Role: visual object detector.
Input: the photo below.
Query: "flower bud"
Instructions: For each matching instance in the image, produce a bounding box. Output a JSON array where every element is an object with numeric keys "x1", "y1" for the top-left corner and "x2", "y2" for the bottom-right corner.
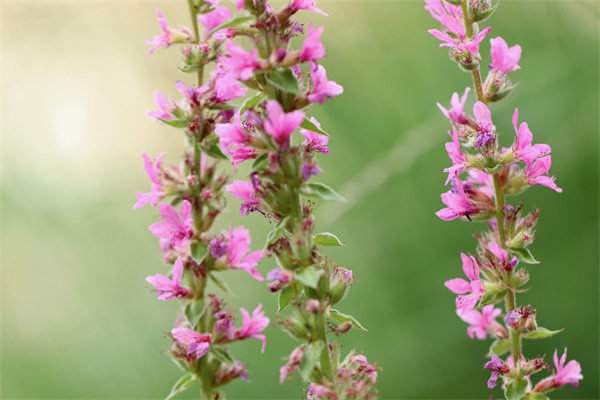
[
  {"x1": 470, "y1": 0, "x2": 498, "y2": 22},
  {"x1": 306, "y1": 299, "x2": 322, "y2": 313},
  {"x1": 483, "y1": 71, "x2": 517, "y2": 103},
  {"x1": 329, "y1": 267, "x2": 354, "y2": 305}
]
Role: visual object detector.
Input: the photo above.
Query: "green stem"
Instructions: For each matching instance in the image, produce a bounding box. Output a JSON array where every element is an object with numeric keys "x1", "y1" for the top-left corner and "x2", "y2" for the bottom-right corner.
[
  {"x1": 492, "y1": 174, "x2": 506, "y2": 246},
  {"x1": 187, "y1": 0, "x2": 203, "y2": 84},
  {"x1": 317, "y1": 314, "x2": 335, "y2": 384},
  {"x1": 471, "y1": 68, "x2": 486, "y2": 103},
  {"x1": 460, "y1": 0, "x2": 486, "y2": 103},
  {"x1": 460, "y1": 0, "x2": 473, "y2": 37},
  {"x1": 505, "y1": 289, "x2": 521, "y2": 367}
]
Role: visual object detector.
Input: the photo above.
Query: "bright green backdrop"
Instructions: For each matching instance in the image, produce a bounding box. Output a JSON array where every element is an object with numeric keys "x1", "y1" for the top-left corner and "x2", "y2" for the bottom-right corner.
[{"x1": 2, "y1": 1, "x2": 598, "y2": 399}]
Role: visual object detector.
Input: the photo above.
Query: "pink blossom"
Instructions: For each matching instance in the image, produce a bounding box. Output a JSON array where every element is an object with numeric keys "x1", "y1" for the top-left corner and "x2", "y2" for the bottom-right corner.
[
  {"x1": 226, "y1": 180, "x2": 262, "y2": 217},
  {"x1": 223, "y1": 225, "x2": 264, "y2": 281},
  {"x1": 488, "y1": 242, "x2": 518, "y2": 269},
  {"x1": 289, "y1": 0, "x2": 327, "y2": 16},
  {"x1": 437, "y1": 87, "x2": 470, "y2": 125},
  {"x1": 280, "y1": 346, "x2": 304, "y2": 383},
  {"x1": 484, "y1": 354, "x2": 509, "y2": 389},
  {"x1": 218, "y1": 41, "x2": 261, "y2": 81},
  {"x1": 231, "y1": 147, "x2": 258, "y2": 168},
  {"x1": 197, "y1": 6, "x2": 231, "y2": 32},
  {"x1": 307, "y1": 383, "x2": 337, "y2": 400},
  {"x1": 428, "y1": 26, "x2": 491, "y2": 56},
  {"x1": 145, "y1": 256, "x2": 188, "y2": 300},
  {"x1": 301, "y1": 117, "x2": 330, "y2": 154},
  {"x1": 212, "y1": 65, "x2": 247, "y2": 103},
  {"x1": 216, "y1": 112, "x2": 250, "y2": 155},
  {"x1": 307, "y1": 62, "x2": 343, "y2": 104},
  {"x1": 146, "y1": 92, "x2": 176, "y2": 121},
  {"x1": 172, "y1": 327, "x2": 212, "y2": 359},
  {"x1": 146, "y1": 9, "x2": 192, "y2": 55},
  {"x1": 235, "y1": 304, "x2": 270, "y2": 352},
  {"x1": 489, "y1": 37, "x2": 521, "y2": 75},
  {"x1": 445, "y1": 253, "x2": 484, "y2": 315},
  {"x1": 263, "y1": 100, "x2": 305, "y2": 148},
  {"x1": 302, "y1": 162, "x2": 323, "y2": 181},
  {"x1": 148, "y1": 201, "x2": 194, "y2": 248},
  {"x1": 525, "y1": 156, "x2": 562, "y2": 193},
  {"x1": 214, "y1": 311, "x2": 236, "y2": 340},
  {"x1": 176, "y1": 80, "x2": 205, "y2": 104},
  {"x1": 534, "y1": 348, "x2": 583, "y2": 391},
  {"x1": 436, "y1": 178, "x2": 477, "y2": 221},
  {"x1": 443, "y1": 125, "x2": 468, "y2": 184},
  {"x1": 300, "y1": 24, "x2": 326, "y2": 62},
  {"x1": 134, "y1": 152, "x2": 165, "y2": 209},
  {"x1": 235, "y1": 0, "x2": 245, "y2": 11},
  {"x1": 473, "y1": 101, "x2": 495, "y2": 147},
  {"x1": 512, "y1": 108, "x2": 551, "y2": 166},
  {"x1": 459, "y1": 305, "x2": 505, "y2": 340}
]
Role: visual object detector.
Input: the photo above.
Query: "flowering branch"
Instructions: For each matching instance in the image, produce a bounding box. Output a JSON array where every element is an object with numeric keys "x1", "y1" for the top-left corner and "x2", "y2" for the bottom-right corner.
[
  {"x1": 426, "y1": 0, "x2": 582, "y2": 398},
  {"x1": 137, "y1": 2, "x2": 274, "y2": 399}
]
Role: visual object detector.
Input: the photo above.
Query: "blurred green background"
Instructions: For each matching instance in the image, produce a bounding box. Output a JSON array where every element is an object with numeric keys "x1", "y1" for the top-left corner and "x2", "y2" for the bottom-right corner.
[{"x1": 2, "y1": 1, "x2": 598, "y2": 399}]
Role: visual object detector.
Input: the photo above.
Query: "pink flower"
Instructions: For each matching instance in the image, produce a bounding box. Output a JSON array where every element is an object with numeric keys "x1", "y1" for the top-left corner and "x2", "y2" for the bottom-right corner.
[
  {"x1": 488, "y1": 242, "x2": 518, "y2": 270},
  {"x1": 489, "y1": 37, "x2": 521, "y2": 75},
  {"x1": 149, "y1": 201, "x2": 194, "y2": 248},
  {"x1": 263, "y1": 100, "x2": 305, "y2": 148},
  {"x1": 512, "y1": 108, "x2": 551, "y2": 166},
  {"x1": 280, "y1": 346, "x2": 304, "y2": 383},
  {"x1": 302, "y1": 162, "x2": 323, "y2": 181},
  {"x1": 218, "y1": 41, "x2": 261, "y2": 81},
  {"x1": 212, "y1": 65, "x2": 247, "y2": 103},
  {"x1": 484, "y1": 354, "x2": 509, "y2": 389},
  {"x1": 145, "y1": 256, "x2": 188, "y2": 300},
  {"x1": 428, "y1": 26, "x2": 491, "y2": 56},
  {"x1": 459, "y1": 305, "x2": 506, "y2": 340},
  {"x1": 146, "y1": 9, "x2": 192, "y2": 55},
  {"x1": 300, "y1": 24, "x2": 326, "y2": 62},
  {"x1": 231, "y1": 147, "x2": 258, "y2": 168},
  {"x1": 443, "y1": 125, "x2": 468, "y2": 184},
  {"x1": 197, "y1": 6, "x2": 231, "y2": 32},
  {"x1": 216, "y1": 112, "x2": 250, "y2": 155},
  {"x1": 534, "y1": 348, "x2": 583, "y2": 392},
  {"x1": 172, "y1": 327, "x2": 212, "y2": 359},
  {"x1": 289, "y1": 0, "x2": 327, "y2": 15},
  {"x1": 226, "y1": 180, "x2": 262, "y2": 217},
  {"x1": 445, "y1": 253, "x2": 484, "y2": 315},
  {"x1": 235, "y1": 0, "x2": 245, "y2": 11},
  {"x1": 473, "y1": 101, "x2": 495, "y2": 147},
  {"x1": 525, "y1": 156, "x2": 562, "y2": 193},
  {"x1": 307, "y1": 62, "x2": 343, "y2": 104},
  {"x1": 437, "y1": 87, "x2": 470, "y2": 125},
  {"x1": 424, "y1": 0, "x2": 464, "y2": 38},
  {"x1": 235, "y1": 304, "x2": 270, "y2": 352},
  {"x1": 146, "y1": 92, "x2": 176, "y2": 121},
  {"x1": 176, "y1": 80, "x2": 205, "y2": 105},
  {"x1": 134, "y1": 152, "x2": 165, "y2": 209},
  {"x1": 214, "y1": 311, "x2": 236, "y2": 340},
  {"x1": 223, "y1": 225, "x2": 264, "y2": 281},
  {"x1": 307, "y1": 383, "x2": 337, "y2": 400},
  {"x1": 436, "y1": 178, "x2": 477, "y2": 221},
  {"x1": 301, "y1": 117, "x2": 330, "y2": 155}
]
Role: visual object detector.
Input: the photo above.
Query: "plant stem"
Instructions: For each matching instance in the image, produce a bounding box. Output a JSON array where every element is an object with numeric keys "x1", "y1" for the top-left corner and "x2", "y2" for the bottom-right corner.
[
  {"x1": 187, "y1": 0, "x2": 204, "y2": 84},
  {"x1": 460, "y1": 0, "x2": 486, "y2": 103},
  {"x1": 471, "y1": 68, "x2": 486, "y2": 103},
  {"x1": 318, "y1": 314, "x2": 335, "y2": 384},
  {"x1": 492, "y1": 174, "x2": 506, "y2": 247},
  {"x1": 505, "y1": 289, "x2": 522, "y2": 367}
]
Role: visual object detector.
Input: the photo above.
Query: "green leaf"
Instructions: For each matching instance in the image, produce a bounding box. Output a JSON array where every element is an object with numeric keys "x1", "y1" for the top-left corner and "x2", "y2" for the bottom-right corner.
[
  {"x1": 159, "y1": 118, "x2": 189, "y2": 128},
  {"x1": 473, "y1": 3, "x2": 499, "y2": 22},
  {"x1": 190, "y1": 242, "x2": 208, "y2": 264},
  {"x1": 522, "y1": 394, "x2": 550, "y2": 400},
  {"x1": 184, "y1": 298, "x2": 205, "y2": 329},
  {"x1": 329, "y1": 309, "x2": 368, "y2": 331},
  {"x1": 313, "y1": 232, "x2": 344, "y2": 247},
  {"x1": 298, "y1": 341, "x2": 324, "y2": 382},
  {"x1": 202, "y1": 143, "x2": 228, "y2": 160},
  {"x1": 251, "y1": 152, "x2": 269, "y2": 173},
  {"x1": 209, "y1": 272, "x2": 235, "y2": 296},
  {"x1": 487, "y1": 338, "x2": 510, "y2": 357},
  {"x1": 264, "y1": 216, "x2": 290, "y2": 250},
  {"x1": 300, "y1": 117, "x2": 330, "y2": 137},
  {"x1": 240, "y1": 92, "x2": 265, "y2": 114},
  {"x1": 277, "y1": 284, "x2": 295, "y2": 313},
  {"x1": 165, "y1": 373, "x2": 196, "y2": 400},
  {"x1": 210, "y1": 347, "x2": 235, "y2": 365},
  {"x1": 300, "y1": 182, "x2": 346, "y2": 202},
  {"x1": 212, "y1": 15, "x2": 253, "y2": 32},
  {"x1": 265, "y1": 68, "x2": 302, "y2": 95},
  {"x1": 179, "y1": 64, "x2": 200, "y2": 74},
  {"x1": 522, "y1": 327, "x2": 563, "y2": 340},
  {"x1": 294, "y1": 267, "x2": 324, "y2": 289},
  {"x1": 511, "y1": 247, "x2": 540, "y2": 264},
  {"x1": 504, "y1": 378, "x2": 528, "y2": 400}
]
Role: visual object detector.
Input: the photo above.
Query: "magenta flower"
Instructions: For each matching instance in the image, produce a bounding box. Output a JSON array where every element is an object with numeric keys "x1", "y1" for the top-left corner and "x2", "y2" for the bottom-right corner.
[
  {"x1": 146, "y1": 9, "x2": 192, "y2": 55},
  {"x1": 459, "y1": 305, "x2": 505, "y2": 340},
  {"x1": 226, "y1": 180, "x2": 262, "y2": 217},
  {"x1": 484, "y1": 354, "x2": 509, "y2": 389},
  {"x1": 197, "y1": 6, "x2": 231, "y2": 32},
  {"x1": 534, "y1": 348, "x2": 583, "y2": 392},
  {"x1": 489, "y1": 37, "x2": 521, "y2": 75},
  {"x1": 525, "y1": 156, "x2": 562, "y2": 193},
  {"x1": 473, "y1": 101, "x2": 495, "y2": 147},
  {"x1": 218, "y1": 41, "x2": 261, "y2": 81},
  {"x1": 172, "y1": 327, "x2": 212, "y2": 359},
  {"x1": 222, "y1": 225, "x2": 264, "y2": 281},
  {"x1": 488, "y1": 242, "x2": 518, "y2": 269},
  {"x1": 146, "y1": 92, "x2": 176, "y2": 121},
  {"x1": 235, "y1": 304, "x2": 270, "y2": 352},
  {"x1": 512, "y1": 108, "x2": 551, "y2": 166},
  {"x1": 443, "y1": 125, "x2": 468, "y2": 184},
  {"x1": 145, "y1": 256, "x2": 188, "y2": 300},
  {"x1": 214, "y1": 311, "x2": 236, "y2": 340},
  {"x1": 445, "y1": 253, "x2": 484, "y2": 315},
  {"x1": 307, "y1": 383, "x2": 337, "y2": 399},
  {"x1": 301, "y1": 118, "x2": 330, "y2": 154},
  {"x1": 263, "y1": 100, "x2": 305, "y2": 148},
  {"x1": 302, "y1": 162, "x2": 323, "y2": 181},
  {"x1": 428, "y1": 26, "x2": 491, "y2": 56},
  {"x1": 436, "y1": 178, "x2": 477, "y2": 221},
  {"x1": 216, "y1": 112, "x2": 250, "y2": 155},
  {"x1": 289, "y1": 0, "x2": 327, "y2": 15},
  {"x1": 235, "y1": 0, "x2": 245, "y2": 11},
  {"x1": 149, "y1": 201, "x2": 194, "y2": 248},
  {"x1": 212, "y1": 65, "x2": 247, "y2": 103},
  {"x1": 424, "y1": 0, "x2": 462, "y2": 30},
  {"x1": 134, "y1": 152, "x2": 165, "y2": 209},
  {"x1": 231, "y1": 147, "x2": 258, "y2": 168},
  {"x1": 437, "y1": 87, "x2": 470, "y2": 125},
  {"x1": 176, "y1": 80, "x2": 205, "y2": 105},
  {"x1": 307, "y1": 62, "x2": 343, "y2": 104},
  {"x1": 300, "y1": 24, "x2": 326, "y2": 62}
]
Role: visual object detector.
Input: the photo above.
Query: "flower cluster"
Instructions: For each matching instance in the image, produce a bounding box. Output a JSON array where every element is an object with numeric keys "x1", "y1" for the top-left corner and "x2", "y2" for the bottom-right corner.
[
  {"x1": 135, "y1": 1, "x2": 277, "y2": 397},
  {"x1": 425, "y1": 0, "x2": 581, "y2": 398},
  {"x1": 205, "y1": 0, "x2": 377, "y2": 396}
]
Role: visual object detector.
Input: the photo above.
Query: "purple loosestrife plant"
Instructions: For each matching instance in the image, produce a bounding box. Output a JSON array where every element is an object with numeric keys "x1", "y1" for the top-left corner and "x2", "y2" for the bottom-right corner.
[
  {"x1": 425, "y1": 1, "x2": 582, "y2": 399},
  {"x1": 212, "y1": 1, "x2": 377, "y2": 398},
  {"x1": 136, "y1": 2, "x2": 277, "y2": 398}
]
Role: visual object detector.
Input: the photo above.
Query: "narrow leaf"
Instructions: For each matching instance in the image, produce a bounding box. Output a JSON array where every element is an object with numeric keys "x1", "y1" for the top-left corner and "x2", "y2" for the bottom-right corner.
[
  {"x1": 300, "y1": 117, "x2": 330, "y2": 137},
  {"x1": 165, "y1": 373, "x2": 196, "y2": 400},
  {"x1": 504, "y1": 378, "x2": 528, "y2": 400},
  {"x1": 487, "y1": 338, "x2": 510, "y2": 357},
  {"x1": 300, "y1": 182, "x2": 346, "y2": 202},
  {"x1": 184, "y1": 298, "x2": 205, "y2": 329},
  {"x1": 511, "y1": 247, "x2": 540, "y2": 264},
  {"x1": 523, "y1": 394, "x2": 550, "y2": 400},
  {"x1": 212, "y1": 16, "x2": 253, "y2": 32},
  {"x1": 277, "y1": 284, "x2": 294, "y2": 313},
  {"x1": 329, "y1": 309, "x2": 368, "y2": 331},
  {"x1": 265, "y1": 68, "x2": 302, "y2": 95},
  {"x1": 159, "y1": 118, "x2": 189, "y2": 128},
  {"x1": 294, "y1": 268, "x2": 324, "y2": 289},
  {"x1": 522, "y1": 327, "x2": 563, "y2": 340},
  {"x1": 210, "y1": 347, "x2": 235, "y2": 365},
  {"x1": 190, "y1": 242, "x2": 208, "y2": 264},
  {"x1": 202, "y1": 143, "x2": 228, "y2": 160},
  {"x1": 313, "y1": 232, "x2": 344, "y2": 247},
  {"x1": 209, "y1": 272, "x2": 235, "y2": 296},
  {"x1": 298, "y1": 341, "x2": 324, "y2": 382},
  {"x1": 240, "y1": 92, "x2": 265, "y2": 114},
  {"x1": 264, "y1": 216, "x2": 289, "y2": 250}
]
